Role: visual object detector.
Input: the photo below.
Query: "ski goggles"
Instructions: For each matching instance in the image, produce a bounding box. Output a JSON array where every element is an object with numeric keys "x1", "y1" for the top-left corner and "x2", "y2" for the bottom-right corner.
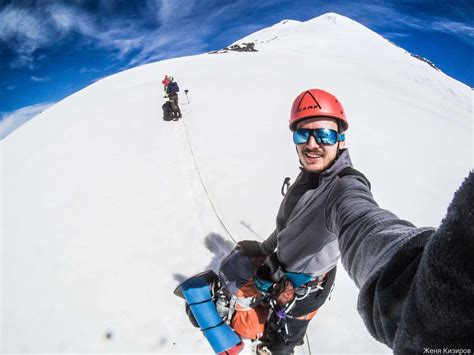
[{"x1": 293, "y1": 128, "x2": 345, "y2": 145}]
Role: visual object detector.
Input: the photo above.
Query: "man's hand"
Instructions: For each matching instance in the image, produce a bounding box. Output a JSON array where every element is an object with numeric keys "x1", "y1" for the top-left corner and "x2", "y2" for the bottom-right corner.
[{"x1": 236, "y1": 240, "x2": 265, "y2": 258}]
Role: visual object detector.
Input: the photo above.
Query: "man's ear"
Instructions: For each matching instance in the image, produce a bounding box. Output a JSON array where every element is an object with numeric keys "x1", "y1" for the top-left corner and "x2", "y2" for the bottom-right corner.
[{"x1": 339, "y1": 140, "x2": 346, "y2": 149}]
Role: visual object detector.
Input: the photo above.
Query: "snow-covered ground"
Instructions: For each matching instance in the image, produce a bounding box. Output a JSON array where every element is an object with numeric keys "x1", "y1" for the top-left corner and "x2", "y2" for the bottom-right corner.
[{"x1": 2, "y1": 13, "x2": 472, "y2": 354}]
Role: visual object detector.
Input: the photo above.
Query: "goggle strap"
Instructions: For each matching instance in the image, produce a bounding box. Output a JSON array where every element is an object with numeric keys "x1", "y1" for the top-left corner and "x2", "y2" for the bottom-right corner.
[{"x1": 338, "y1": 133, "x2": 345, "y2": 142}]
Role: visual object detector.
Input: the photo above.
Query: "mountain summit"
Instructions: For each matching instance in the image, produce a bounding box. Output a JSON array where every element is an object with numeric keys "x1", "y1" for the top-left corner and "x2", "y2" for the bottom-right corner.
[
  {"x1": 230, "y1": 12, "x2": 449, "y2": 76},
  {"x1": 233, "y1": 13, "x2": 394, "y2": 53}
]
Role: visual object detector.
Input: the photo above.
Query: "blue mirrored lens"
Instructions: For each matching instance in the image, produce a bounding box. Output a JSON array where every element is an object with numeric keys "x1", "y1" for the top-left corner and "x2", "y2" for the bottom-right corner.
[
  {"x1": 315, "y1": 129, "x2": 337, "y2": 144},
  {"x1": 293, "y1": 129, "x2": 340, "y2": 145},
  {"x1": 293, "y1": 129, "x2": 311, "y2": 144}
]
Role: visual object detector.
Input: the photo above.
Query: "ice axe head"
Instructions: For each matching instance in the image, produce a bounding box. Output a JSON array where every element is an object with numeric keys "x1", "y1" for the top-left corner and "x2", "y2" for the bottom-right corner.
[{"x1": 184, "y1": 89, "x2": 189, "y2": 94}]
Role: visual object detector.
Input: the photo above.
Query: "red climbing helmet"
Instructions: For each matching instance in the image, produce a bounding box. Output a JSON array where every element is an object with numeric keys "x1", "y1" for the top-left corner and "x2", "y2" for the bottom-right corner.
[{"x1": 289, "y1": 89, "x2": 348, "y2": 132}]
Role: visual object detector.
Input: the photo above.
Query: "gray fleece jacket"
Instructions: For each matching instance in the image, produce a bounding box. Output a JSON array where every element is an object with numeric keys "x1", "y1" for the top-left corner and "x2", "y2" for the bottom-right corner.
[
  {"x1": 260, "y1": 148, "x2": 473, "y2": 352},
  {"x1": 261, "y1": 148, "x2": 435, "y2": 281}
]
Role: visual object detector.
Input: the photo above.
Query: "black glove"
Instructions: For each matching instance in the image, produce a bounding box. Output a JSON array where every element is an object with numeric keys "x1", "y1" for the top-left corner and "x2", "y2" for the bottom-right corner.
[
  {"x1": 254, "y1": 253, "x2": 286, "y2": 293},
  {"x1": 236, "y1": 240, "x2": 265, "y2": 258},
  {"x1": 257, "y1": 253, "x2": 285, "y2": 283}
]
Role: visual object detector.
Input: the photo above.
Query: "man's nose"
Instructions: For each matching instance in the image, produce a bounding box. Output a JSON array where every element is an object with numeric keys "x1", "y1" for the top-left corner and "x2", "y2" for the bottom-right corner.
[{"x1": 306, "y1": 134, "x2": 320, "y2": 148}]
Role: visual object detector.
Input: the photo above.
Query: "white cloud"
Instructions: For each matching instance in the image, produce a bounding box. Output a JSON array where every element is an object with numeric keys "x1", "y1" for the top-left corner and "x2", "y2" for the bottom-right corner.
[
  {"x1": 0, "y1": 5, "x2": 50, "y2": 60},
  {"x1": 157, "y1": 0, "x2": 197, "y2": 25},
  {"x1": 0, "y1": 102, "x2": 54, "y2": 140},
  {"x1": 343, "y1": 3, "x2": 474, "y2": 45},
  {"x1": 127, "y1": 29, "x2": 202, "y2": 66},
  {"x1": 386, "y1": 13, "x2": 474, "y2": 43},
  {"x1": 431, "y1": 20, "x2": 474, "y2": 42},
  {"x1": 0, "y1": 1, "x2": 215, "y2": 70},
  {"x1": 1, "y1": 0, "x2": 473, "y2": 73},
  {"x1": 158, "y1": 0, "x2": 175, "y2": 23},
  {"x1": 79, "y1": 67, "x2": 101, "y2": 74},
  {"x1": 31, "y1": 75, "x2": 51, "y2": 82},
  {"x1": 48, "y1": 4, "x2": 75, "y2": 31},
  {"x1": 9, "y1": 54, "x2": 36, "y2": 69}
]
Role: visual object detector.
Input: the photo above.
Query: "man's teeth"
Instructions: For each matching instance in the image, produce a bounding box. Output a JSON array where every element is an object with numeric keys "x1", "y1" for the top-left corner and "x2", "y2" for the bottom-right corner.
[{"x1": 306, "y1": 153, "x2": 322, "y2": 158}]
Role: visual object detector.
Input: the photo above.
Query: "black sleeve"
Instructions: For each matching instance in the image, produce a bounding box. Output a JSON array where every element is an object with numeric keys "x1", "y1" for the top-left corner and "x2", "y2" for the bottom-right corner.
[
  {"x1": 326, "y1": 176, "x2": 435, "y2": 348},
  {"x1": 261, "y1": 229, "x2": 278, "y2": 255},
  {"x1": 328, "y1": 173, "x2": 474, "y2": 353},
  {"x1": 391, "y1": 172, "x2": 474, "y2": 353},
  {"x1": 327, "y1": 176, "x2": 430, "y2": 288}
]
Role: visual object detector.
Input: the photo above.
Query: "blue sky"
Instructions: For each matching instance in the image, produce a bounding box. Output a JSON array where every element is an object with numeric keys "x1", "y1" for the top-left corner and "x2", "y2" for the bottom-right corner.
[{"x1": 1, "y1": 0, "x2": 473, "y2": 139}]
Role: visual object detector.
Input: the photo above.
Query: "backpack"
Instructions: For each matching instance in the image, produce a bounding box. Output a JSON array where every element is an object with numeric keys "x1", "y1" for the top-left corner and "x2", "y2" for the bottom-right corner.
[
  {"x1": 218, "y1": 250, "x2": 268, "y2": 340},
  {"x1": 162, "y1": 101, "x2": 173, "y2": 121}
]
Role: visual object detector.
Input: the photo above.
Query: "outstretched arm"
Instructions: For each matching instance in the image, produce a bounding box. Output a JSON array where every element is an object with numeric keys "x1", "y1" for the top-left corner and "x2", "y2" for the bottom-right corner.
[
  {"x1": 326, "y1": 176, "x2": 434, "y2": 348},
  {"x1": 327, "y1": 172, "x2": 474, "y2": 352}
]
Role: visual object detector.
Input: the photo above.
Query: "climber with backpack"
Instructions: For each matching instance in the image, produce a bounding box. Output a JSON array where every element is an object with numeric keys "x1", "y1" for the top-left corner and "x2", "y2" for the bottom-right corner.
[
  {"x1": 177, "y1": 89, "x2": 362, "y2": 353},
  {"x1": 236, "y1": 88, "x2": 365, "y2": 354},
  {"x1": 165, "y1": 75, "x2": 181, "y2": 119}
]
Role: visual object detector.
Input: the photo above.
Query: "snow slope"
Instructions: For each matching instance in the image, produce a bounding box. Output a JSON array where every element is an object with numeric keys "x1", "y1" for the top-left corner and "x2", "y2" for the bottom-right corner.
[{"x1": 2, "y1": 12, "x2": 472, "y2": 354}]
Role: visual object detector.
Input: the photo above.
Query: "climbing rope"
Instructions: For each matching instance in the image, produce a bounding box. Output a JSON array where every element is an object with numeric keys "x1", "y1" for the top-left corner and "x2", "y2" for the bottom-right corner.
[
  {"x1": 178, "y1": 115, "x2": 238, "y2": 245},
  {"x1": 178, "y1": 113, "x2": 311, "y2": 354}
]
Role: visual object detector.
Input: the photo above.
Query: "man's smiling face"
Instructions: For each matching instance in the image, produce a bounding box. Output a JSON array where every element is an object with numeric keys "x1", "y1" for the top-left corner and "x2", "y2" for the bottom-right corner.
[{"x1": 295, "y1": 117, "x2": 345, "y2": 173}]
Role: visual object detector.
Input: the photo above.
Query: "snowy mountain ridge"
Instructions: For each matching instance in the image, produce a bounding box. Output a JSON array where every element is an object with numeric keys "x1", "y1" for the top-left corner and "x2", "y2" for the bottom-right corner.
[
  {"x1": 233, "y1": 12, "x2": 453, "y2": 77},
  {"x1": 2, "y1": 12, "x2": 472, "y2": 354},
  {"x1": 234, "y1": 13, "x2": 390, "y2": 49}
]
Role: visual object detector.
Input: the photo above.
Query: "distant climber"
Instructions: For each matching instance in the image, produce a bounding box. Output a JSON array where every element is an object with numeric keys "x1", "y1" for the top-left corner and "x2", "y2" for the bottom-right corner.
[
  {"x1": 165, "y1": 76, "x2": 181, "y2": 120},
  {"x1": 162, "y1": 74, "x2": 170, "y2": 95},
  {"x1": 161, "y1": 75, "x2": 182, "y2": 121}
]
